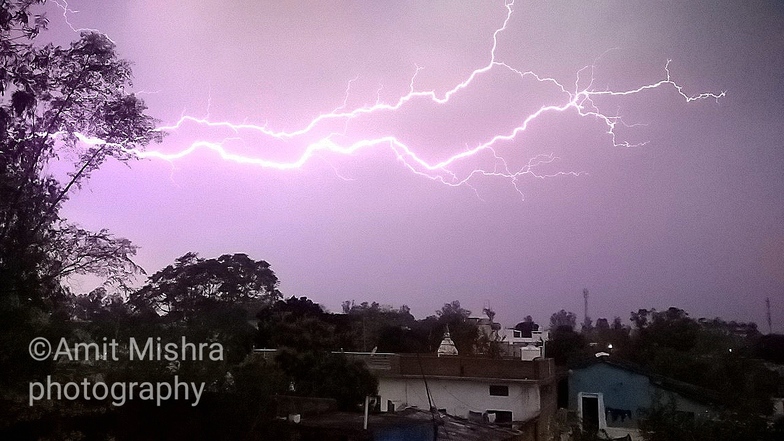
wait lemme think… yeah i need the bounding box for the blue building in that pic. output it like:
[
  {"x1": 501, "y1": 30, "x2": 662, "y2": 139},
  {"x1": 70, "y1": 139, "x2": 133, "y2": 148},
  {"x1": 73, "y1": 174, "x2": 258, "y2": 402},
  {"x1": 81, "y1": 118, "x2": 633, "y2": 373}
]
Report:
[{"x1": 569, "y1": 357, "x2": 718, "y2": 439}]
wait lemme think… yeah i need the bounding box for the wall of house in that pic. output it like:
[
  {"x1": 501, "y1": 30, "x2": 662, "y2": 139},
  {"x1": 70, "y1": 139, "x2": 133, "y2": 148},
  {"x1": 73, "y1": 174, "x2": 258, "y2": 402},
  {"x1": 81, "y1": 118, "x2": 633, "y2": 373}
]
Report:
[
  {"x1": 570, "y1": 363, "x2": 648, "y2": 426},
  {"x1": 537, "y1": 379, "x2": 558, "y2": 441},
  {"x1": 378, "y1": 377, "x2": 541, "y2": 423}
]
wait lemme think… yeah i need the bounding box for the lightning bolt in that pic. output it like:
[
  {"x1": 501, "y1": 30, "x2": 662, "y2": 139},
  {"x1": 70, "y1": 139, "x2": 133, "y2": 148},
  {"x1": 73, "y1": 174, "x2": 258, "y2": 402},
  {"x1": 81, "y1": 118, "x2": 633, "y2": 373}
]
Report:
[
  {"x1": 57, "y1": 0, "x2": 725, "y2": 199},
  {"x1": 51, "y1": 0, "x2": 111, "y2": 41}
]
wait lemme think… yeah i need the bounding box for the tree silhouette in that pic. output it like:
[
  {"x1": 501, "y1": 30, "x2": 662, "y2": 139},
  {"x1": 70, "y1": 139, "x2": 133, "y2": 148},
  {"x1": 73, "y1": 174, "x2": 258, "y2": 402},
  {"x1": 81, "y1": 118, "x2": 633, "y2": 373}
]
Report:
[
  {"x1": 549, "y1": 309, "x2": 577, "y2": 331},
  {"x1": 515, "y1": 315, "x2": 540, "y2": 338},
  {"x1": 433, "y1": 300, "x2": 478, "y2": 355},
  {"x1": 1, "y1": 0, "x2": 162, "y2": 307},
  {"x1": 131, "y1": 253, "x2": 281, "y2": 320}
]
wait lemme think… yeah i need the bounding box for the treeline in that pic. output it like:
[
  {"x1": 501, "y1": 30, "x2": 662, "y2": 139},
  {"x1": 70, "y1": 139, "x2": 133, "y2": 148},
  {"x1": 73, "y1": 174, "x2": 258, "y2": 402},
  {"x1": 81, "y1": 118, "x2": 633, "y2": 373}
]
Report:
[
  {"x1": 0, "y1": 246, "x2": 495, "y2": 439},
  {"x1": 3, "y1": 244, "x2": 784, "y2": 439}
]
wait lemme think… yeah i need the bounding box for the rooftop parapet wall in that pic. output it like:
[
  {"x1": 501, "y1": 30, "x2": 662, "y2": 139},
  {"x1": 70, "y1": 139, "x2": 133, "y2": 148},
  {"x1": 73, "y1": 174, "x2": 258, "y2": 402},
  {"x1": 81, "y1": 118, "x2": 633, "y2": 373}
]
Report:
[
  {"x1": 343, "y1": 352, "x2": 554, "y2": 383},
  {"x1": 397, "y1": 356, "x2": 553, "y2": 382},
  {"x1": 255, "y1": 349, "x2": 555, "y2": 383}
]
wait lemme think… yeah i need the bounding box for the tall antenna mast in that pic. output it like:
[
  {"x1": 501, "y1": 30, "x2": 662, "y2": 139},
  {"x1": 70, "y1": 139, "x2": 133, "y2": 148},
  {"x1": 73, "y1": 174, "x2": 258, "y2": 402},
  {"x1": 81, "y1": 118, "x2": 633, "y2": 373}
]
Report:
[
  {"x1": 766, "y1": 297, "x2": 772, "y2": 334},
  {"x1": 583, "y1": 288, "x2": 589, "y2": 325}
]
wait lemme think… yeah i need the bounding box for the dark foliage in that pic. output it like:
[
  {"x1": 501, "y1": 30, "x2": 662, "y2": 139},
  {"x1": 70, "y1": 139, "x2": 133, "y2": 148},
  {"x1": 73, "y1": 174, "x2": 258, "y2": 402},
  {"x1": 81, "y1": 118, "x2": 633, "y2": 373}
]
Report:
[
  {"x1": 275, "y1": 350, "x2": 378, "y2": 411},
  {"x1": 432, "y1": 300, "x2": 479, "y2": 355},
  {"x1": 130, "y1": 252, "x2": 281, "y2": 320},
  {"x1": 514, "y1": 315, "x2": 539, "y2": 338},
  {"x1": 754, "y1": 334, "x2": 784, "y2": 364},
  {"x1": 1, "y1": 0, "x2": 161, "y2": 309},
  {"x1": 550, "y1": 309, "x2": 577, "y2": 331},
  {"x1": 256, "y1": 296, "x2": 341, "y2": 351},
  {"x1": 546, "y1": 325, "x2": 589, "y2": 365},
  {"x1": 639, "y1": 399, "x2": 784, "y2": 441}
]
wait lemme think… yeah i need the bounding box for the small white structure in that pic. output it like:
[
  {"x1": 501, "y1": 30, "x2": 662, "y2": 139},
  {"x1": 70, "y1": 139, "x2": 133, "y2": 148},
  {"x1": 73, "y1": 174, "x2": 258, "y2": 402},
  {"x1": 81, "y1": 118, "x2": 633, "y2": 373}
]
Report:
[
  {"x1": 437, "y1": 328, "x2": 459, "y2": 357},
  {"x1": 501, "y1": 328, "x2": 549, "y2": 360},
  {"x1": 521, "y1": 344, "x2": 542, "y2": 361}
]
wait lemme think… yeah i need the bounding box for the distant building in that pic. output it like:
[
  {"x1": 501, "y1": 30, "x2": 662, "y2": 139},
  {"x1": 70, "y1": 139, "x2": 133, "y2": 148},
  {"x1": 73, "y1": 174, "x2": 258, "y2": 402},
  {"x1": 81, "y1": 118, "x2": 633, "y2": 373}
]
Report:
[
  {"x1": 500, "y1": 328, "x2": 549, "y2": 361},
  {"x1": 569, "y1": 357, "x2": 718, "y2": 440},
  {"x1": 471, "y1": 316, "x2": 549, "y2": 360},
  {"x1": 255, "y1": 323, "x2": 556, "y2": 440}
]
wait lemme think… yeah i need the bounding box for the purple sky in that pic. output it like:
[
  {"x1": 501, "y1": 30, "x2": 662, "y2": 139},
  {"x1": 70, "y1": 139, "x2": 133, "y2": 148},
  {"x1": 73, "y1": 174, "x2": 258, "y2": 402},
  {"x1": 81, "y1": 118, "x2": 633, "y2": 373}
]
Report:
[{"x1": 45, "y1": 1, "x2": 784, "y2": 330}]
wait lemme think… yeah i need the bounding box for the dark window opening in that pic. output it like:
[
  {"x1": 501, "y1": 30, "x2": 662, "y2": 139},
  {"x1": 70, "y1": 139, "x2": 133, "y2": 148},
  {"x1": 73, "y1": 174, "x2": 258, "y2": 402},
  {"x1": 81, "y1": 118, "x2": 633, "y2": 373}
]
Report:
[
  {"x1": 486, "y1": 410, "x2": 513, "y2": 423},
  {"x1": 582, "y1": 396, "x2": 600, "y2": 431},
  {"x1": 489, "y1": 385, "x2": 509, "y2": 396},
  {"x1": 557, "y1": 378, "x2": 569, "y2": 408}
]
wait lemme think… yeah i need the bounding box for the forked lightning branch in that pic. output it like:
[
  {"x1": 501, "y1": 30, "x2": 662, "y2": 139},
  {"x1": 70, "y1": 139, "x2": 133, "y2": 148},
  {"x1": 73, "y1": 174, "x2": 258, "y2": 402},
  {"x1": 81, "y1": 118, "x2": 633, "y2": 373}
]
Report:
[{"x1": 62, "y1": 0, "x2": 723, "y2": 197}]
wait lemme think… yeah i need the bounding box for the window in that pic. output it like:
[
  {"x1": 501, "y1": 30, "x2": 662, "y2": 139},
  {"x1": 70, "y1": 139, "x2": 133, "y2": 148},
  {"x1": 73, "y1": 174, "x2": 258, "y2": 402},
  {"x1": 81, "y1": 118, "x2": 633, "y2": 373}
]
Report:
[
  {"x1": 486, "y1": 410, "x2": 513, "y2": 423},
  {"x1": 489, "y1": 385, "x2": 509, "y2": 396}
]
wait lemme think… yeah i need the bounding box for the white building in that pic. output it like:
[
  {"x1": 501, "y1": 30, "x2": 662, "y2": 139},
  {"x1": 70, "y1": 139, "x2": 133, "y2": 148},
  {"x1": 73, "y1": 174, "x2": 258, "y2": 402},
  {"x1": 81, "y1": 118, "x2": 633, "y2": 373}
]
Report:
[
  {"x1": 348, "y1": 352, "x2": 557, "y2": 441},
  {"x1": 500, "y1": 328, "x2": 550, "y2": 361},
  {"x1": 471, "y1": 317, "x2": 550, "y2": 360}
]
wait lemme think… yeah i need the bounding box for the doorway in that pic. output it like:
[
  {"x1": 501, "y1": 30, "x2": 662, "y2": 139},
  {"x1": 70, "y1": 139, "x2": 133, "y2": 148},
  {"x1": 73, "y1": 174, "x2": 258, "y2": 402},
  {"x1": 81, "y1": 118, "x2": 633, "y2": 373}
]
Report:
[{"x1": 581, "y1": 395, "x2": 599, "y2": 430}]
